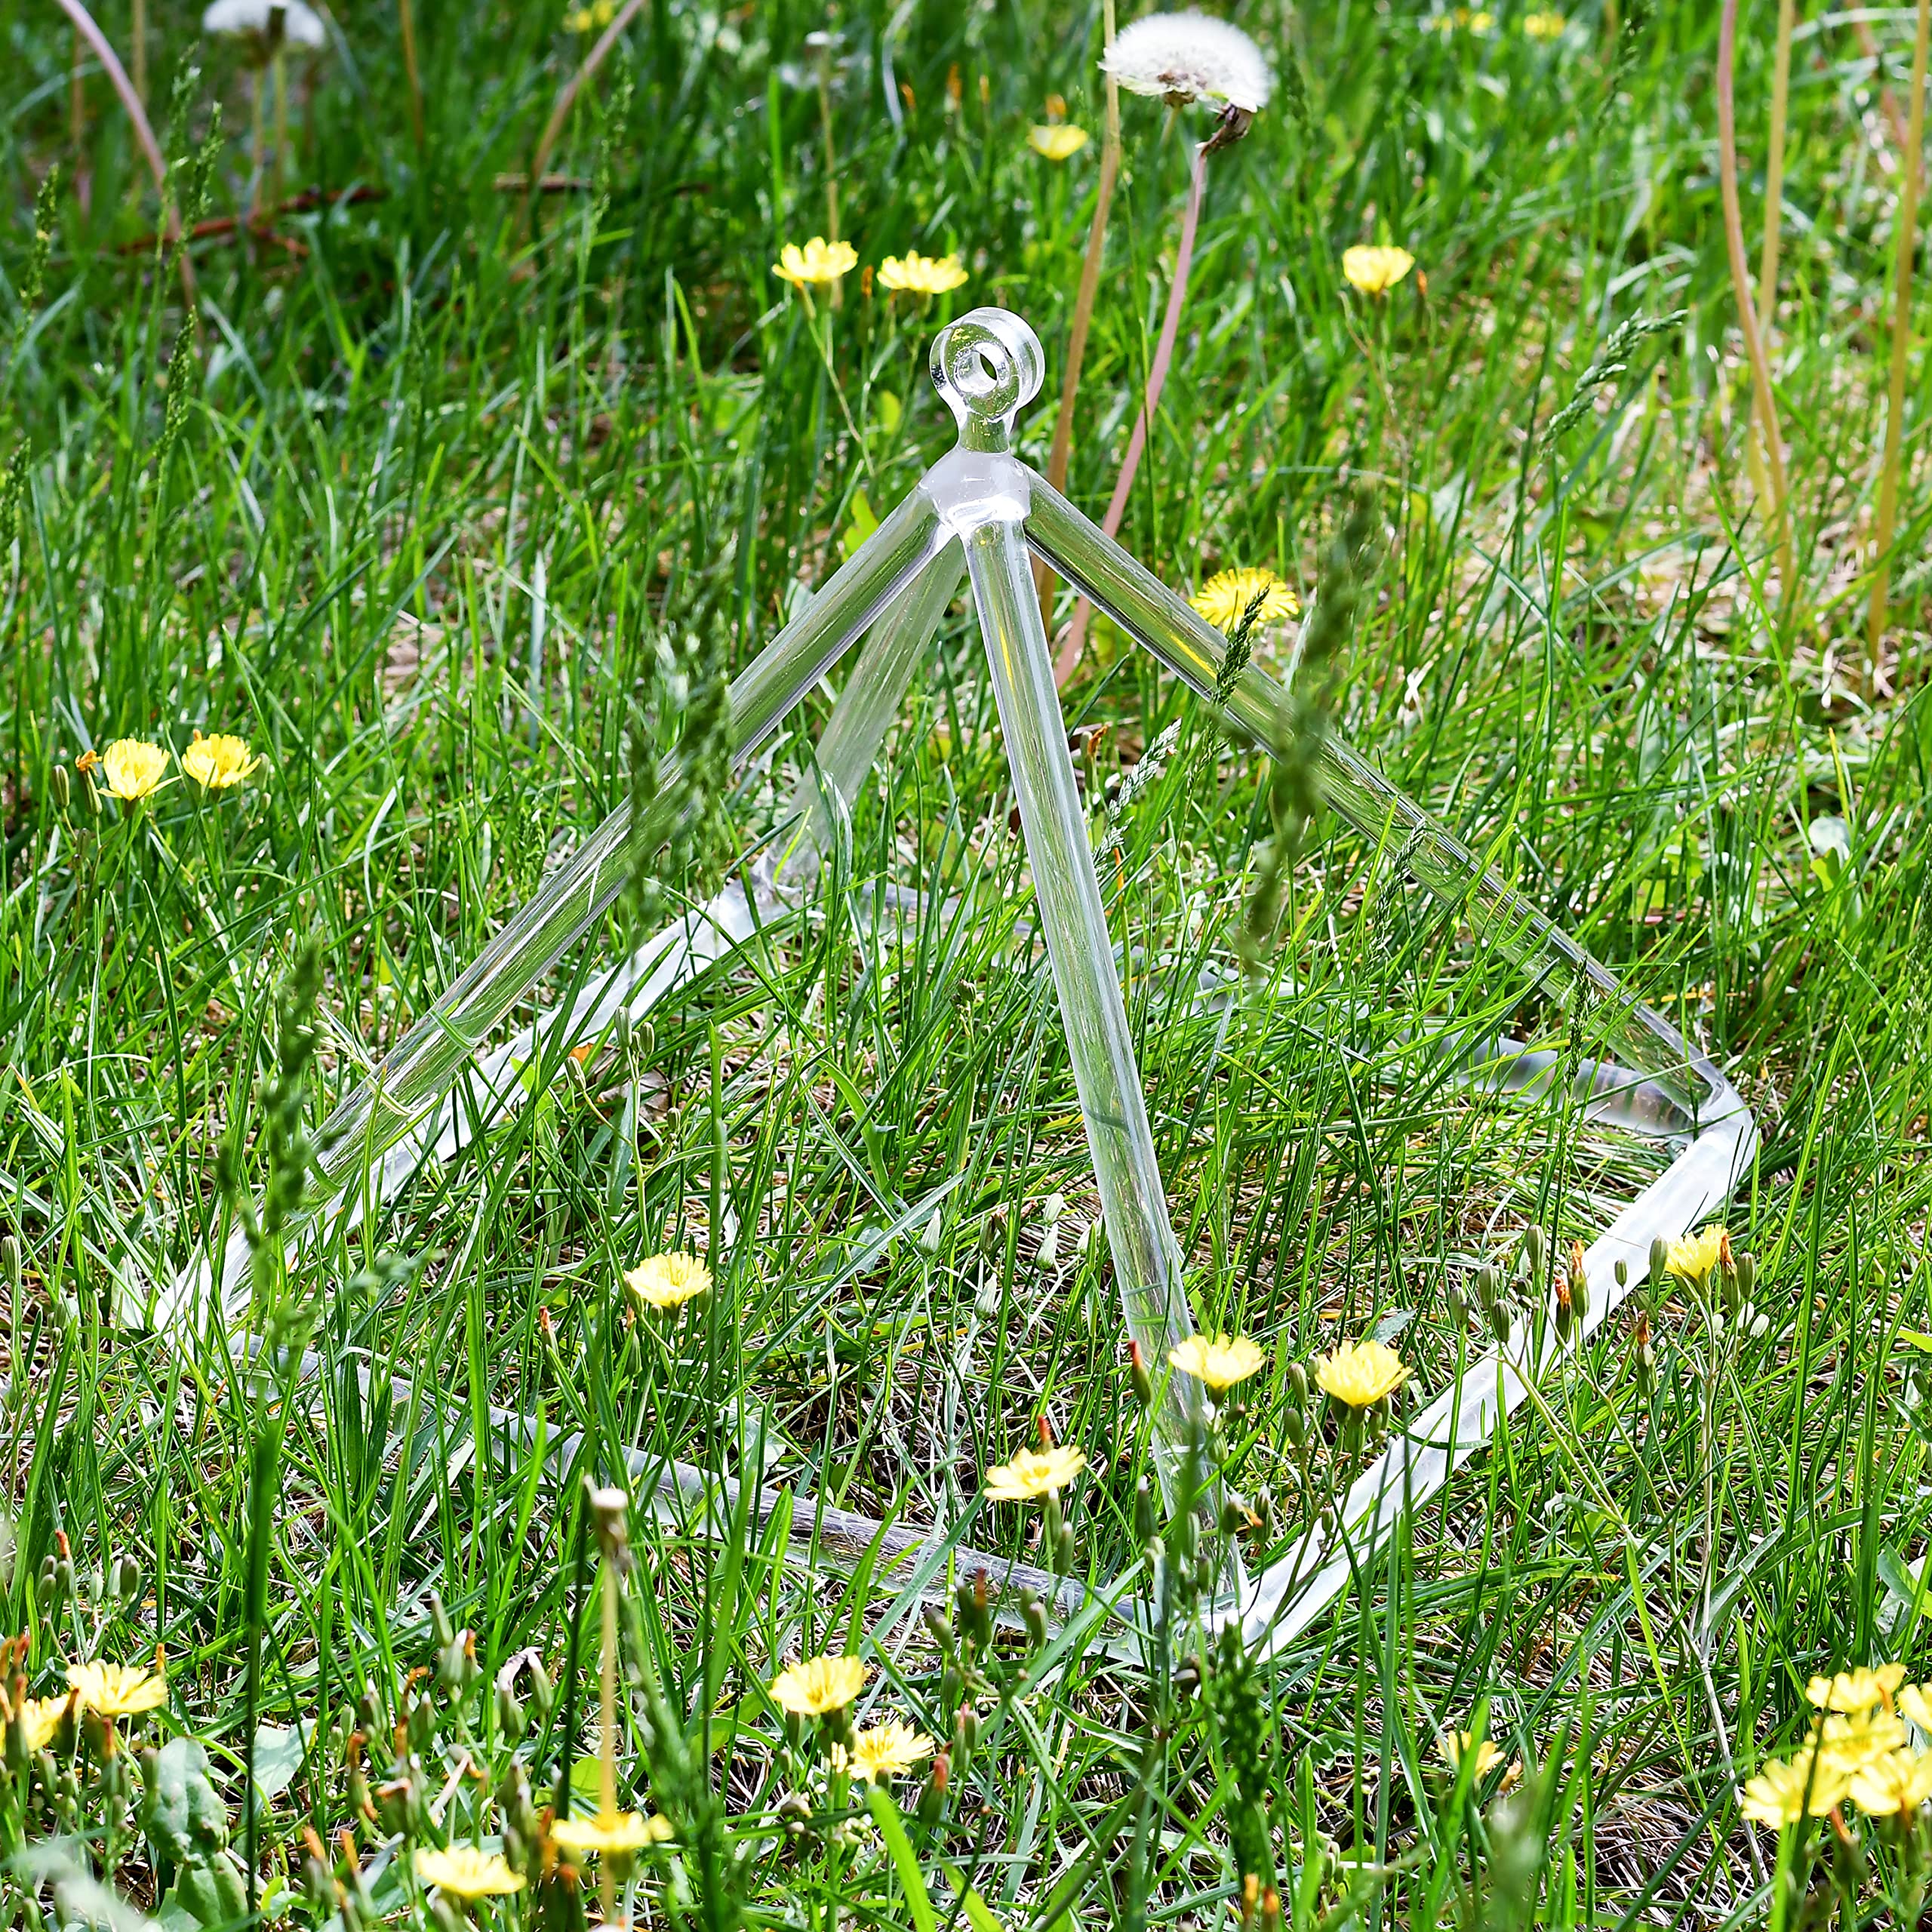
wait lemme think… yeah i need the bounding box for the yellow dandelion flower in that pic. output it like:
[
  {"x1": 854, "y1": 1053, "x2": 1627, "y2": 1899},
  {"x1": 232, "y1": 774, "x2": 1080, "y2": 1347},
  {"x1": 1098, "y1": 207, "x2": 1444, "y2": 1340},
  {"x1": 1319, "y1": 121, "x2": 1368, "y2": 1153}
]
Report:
[
  {"x1": 1666, "y1": 1226, "x2": 1725, "y2": 1286},
  {"x1": 1314, "y1": 1337, "x2": 1409, "y2": 1408},
  {"x1": 841, "y1": 1719, "x2": 934, "y2": 1782},
  {"x1": 100, "y1": 739, "x2": 171, "y2": 802},
  {"x1": 1807, "y1": 1664, "x2": 1906, "y2": 1714},
  {"x1": 623, "y1": 1251, "x2": 711, "y2": 1311},
  {"x1": 1342, "y1": 245, "x2": 1416, "y2": 297},
  {"x1": 1027, "y1": 125, "x2": 1090, "y2": 160},
  {"x1": 1900, "y1": 1684, "x2": 1932, "y2": 1732},
  {"x1": 983, "y1": 1443, "x2": 1088, "y2": 1501},
  {"x1": 769, "y1": 1654, "x2": 869, "y2": 1716},
  {"x1": 1190, "y1": 567, "x2": 1299, "y2": 635},
  {"x1": 877, "y1": 251, "x2": 968, "y2": 296},
  {"x1": 774, "y1": 237, "x2": 858, "y2": 288},
  {"x1": 414, "y1": 1847, "x2": 526, "y2": 1897},
  {"x1": 1168, "y1": 1333, "x2": 1267, "y2": 1392},
  {"x1": 1818, "y1": 1709, "x2": 1907, "y2": 1774},
  {"x1": 180, "y1": 731, "x2": 263, "y2": 792},
  {"x1": 1522, "y1": 11, "x2": 1566, "y2": 37},
  {"x1": 1437, "y1": 1730, "x2": 1503, "y2": 1777},
  {"x1": 1459, "y1": 8, "x2": 1495, "y2": 27},
  {"x1": 1740, "y1": 1752, "x2": 1851, "y2": 1825},
  {"x1": 1850, "y1": 1748, "x2": 1932, "y2": 1817},
  {"x1": 549, "y1": 1810, "x2": 670, "y2": 1855},
  {"x1": 66, "y1": 1661, "x2": 168, "y2": 1719},
  {"x1": 9, "y1": 1694, "x2": 73, "y2": 1754}
]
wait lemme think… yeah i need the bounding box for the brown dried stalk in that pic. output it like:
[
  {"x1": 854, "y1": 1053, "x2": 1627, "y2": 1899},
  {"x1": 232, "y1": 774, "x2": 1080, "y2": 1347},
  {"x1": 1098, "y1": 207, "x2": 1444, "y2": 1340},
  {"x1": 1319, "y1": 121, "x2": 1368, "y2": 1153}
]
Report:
[
  {"x1": 523, "y1": 0, "x2": 648, "y2": 237},
  {"x1": 1867, "y1": 0, "x2": 1931, "y2": 672},
  {"x1": 1716, "y1": 0, "x2": 1794, "y2": 596},
  {"x1": 1034, "y1": 0, "x2": 1121, "y2": 643}
]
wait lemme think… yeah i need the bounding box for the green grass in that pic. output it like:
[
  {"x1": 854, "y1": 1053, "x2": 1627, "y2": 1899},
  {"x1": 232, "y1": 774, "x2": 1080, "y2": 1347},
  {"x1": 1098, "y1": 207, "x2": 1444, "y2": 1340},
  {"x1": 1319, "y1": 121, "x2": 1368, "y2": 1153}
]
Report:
[{"x1": 2, "y1": 0, "x2": 1931, "y2": 1926}]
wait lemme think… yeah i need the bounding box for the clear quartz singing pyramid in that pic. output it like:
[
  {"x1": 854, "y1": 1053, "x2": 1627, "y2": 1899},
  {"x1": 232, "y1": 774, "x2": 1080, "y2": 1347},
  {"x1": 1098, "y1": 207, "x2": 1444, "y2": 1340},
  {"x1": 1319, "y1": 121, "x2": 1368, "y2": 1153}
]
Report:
[{"x1": 165, "y1": 309, "x2": 1755, "y2": 1655}]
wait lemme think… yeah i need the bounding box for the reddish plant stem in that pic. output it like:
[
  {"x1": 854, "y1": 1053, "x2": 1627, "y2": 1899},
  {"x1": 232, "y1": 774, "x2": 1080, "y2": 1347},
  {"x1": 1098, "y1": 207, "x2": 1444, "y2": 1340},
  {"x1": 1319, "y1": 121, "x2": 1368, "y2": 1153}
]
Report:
[
  {"x1": 1034, "y1": 0, "x2": 1122, "y2": 635},
  {"x1": 1056, "y1": 139, "x2": 1209, "y2": 685},
  {"x1": 1866, "y1": 0, "x2": 1931, "y2": 672}
]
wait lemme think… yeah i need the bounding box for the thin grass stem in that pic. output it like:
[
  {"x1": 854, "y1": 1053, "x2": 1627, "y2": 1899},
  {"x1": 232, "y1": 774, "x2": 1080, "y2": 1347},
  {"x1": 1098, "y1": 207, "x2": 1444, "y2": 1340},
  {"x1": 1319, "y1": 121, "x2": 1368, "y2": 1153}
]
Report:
[
  {"x1": 1866, "y1": 0, "x2": 1930, "y2": 677},
  {"x1": 398, "y1": 0, "x2": 426, "y2": 150},
  {"x1": 1038, "y1": 0, "x2": 1120, "y2": 654},
  {"x1": 1716, "y1": 0, "x2": 1795, "y2": 601},
  {"x1": 524, "y1": 0, "x2": 648, "y2": 238}
]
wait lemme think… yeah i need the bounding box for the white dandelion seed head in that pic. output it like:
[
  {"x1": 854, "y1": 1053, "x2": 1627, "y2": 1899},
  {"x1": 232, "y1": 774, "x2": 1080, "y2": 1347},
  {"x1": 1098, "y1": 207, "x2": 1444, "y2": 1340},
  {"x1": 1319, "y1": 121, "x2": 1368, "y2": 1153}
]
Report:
[
  {"x1": 202, "y1": 0, "x2": 327, "y2": 51},
  {"x1": 1103, "y1": 12, "x2": 1272, "y2": 114}
]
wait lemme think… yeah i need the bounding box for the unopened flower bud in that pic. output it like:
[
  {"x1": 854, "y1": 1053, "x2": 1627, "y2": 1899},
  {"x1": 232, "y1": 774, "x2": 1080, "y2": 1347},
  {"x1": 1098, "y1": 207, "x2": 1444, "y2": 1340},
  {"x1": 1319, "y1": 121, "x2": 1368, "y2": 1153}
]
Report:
[
  {"x1": 1521, "y1": 1226, "x2": 1547, "y2": 1278},
  {"x1": 1025, "y1": 1595, "x2": 1048, "y2": 1650},
  {"x1": 109, "y1": 1553, "x2": 142, "y2": 1604},
  {"x1": 1128, "y1": 1340, "x2": 1154, "y2": 1410},
  {"x1": 917, "y1": 1751, "x2": 949, "y2": 1827},
  {"x1": 51, "y1": 764, "x2": 71, "y2": 814},
  {"x1": 919, "y1": 1208, "x2": 944, "y2": 1255},
  {"x1": 495, "y1": 1681, "x2": 525, "y2": 1743},
  {"x1": 587, "y1": 1484, "x2": 630, "y2": 1558},
  {"x1": 921, "y1": 1603, "x2": 954, "y2": 1653},
  {"x1": 1134, "y1": 1477, "x2": 1156, "y2": 1543},
  {"x1": 429, "y1": 1589, "x2": 455, "y2": 1651},
  {"x1": 527, "y1": 1657, "x2": 554, "y2": 1721},
  {"x1": 1287, "y1": 1361, "x2": 1309, "y2": 1407},
  {"x1": 374, "y1": 1776, "x2": 414, "y2": 1835},
  {"x1": 1648, "y1": 1235, "x2": 1670, "y2": 1284},
  {"x1": 1055, "y1": 1522, "x2": 1076, "y2": 1577},
  {"x1": 1734, "y1": 1252, "x2": 1757, "y2": 1301}
]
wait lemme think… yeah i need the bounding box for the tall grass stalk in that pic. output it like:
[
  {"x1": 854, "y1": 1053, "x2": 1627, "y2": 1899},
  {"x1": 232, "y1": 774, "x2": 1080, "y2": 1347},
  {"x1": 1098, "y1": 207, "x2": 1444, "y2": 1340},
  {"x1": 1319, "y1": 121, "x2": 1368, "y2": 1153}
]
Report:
[
  {"x1": 525, "y1": 0, "x2": 648, "y2": 235},
  {"x1": 1746, "y1": 0, "x2": 1793, "y2": 513},
  {"x1": 1037, "y1": 0, "x2": 1121, "y2": 648},
  {"x1": 398, "y1": 0, "x2": 426, "y2": 150},
  {"x1": 1716, "y1": 0, "x2": 1795, "y2": 599},
  {"x1": 1866, "y1": 0, "x2": 1930, "y2": 676}
]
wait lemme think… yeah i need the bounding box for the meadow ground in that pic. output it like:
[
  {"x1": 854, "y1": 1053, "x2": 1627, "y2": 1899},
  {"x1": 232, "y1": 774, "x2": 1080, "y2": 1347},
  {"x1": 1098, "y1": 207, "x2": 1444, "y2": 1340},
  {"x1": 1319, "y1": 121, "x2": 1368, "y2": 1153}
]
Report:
[{"x1": 2, "y1": 0, "x2": 1930, "y2": 1926}]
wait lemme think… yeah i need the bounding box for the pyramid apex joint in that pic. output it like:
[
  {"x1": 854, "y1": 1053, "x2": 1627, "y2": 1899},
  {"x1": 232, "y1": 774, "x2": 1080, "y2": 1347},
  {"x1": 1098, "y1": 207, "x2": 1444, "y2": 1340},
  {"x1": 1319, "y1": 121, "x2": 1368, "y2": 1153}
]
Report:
[{"x1": 931, "y1": 309, "x2": 1044, "y2": 453}]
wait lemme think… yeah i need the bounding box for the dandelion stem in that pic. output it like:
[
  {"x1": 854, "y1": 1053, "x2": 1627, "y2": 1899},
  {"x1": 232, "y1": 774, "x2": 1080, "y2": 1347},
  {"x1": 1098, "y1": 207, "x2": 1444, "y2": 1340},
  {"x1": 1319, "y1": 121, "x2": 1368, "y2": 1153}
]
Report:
[
  {"x1": 1036, "y1": 0, "x2": 1121, "y2": 645},
  {"x1": 1715, "y1": 0, "x2": 1795, "y2": 601},
  {"x1": 1866, "y1": 0, "x2": 1930, "y2": 678},
  {"x1": 1057, "y1": 137, "x2": 1211, "y2": 682},
  {"x1": 598, "y1": 1548, "x2": 619, "y2": 1921},
  {"x1": 48, "y1": 0, "x2": 192, "y2": 301}
]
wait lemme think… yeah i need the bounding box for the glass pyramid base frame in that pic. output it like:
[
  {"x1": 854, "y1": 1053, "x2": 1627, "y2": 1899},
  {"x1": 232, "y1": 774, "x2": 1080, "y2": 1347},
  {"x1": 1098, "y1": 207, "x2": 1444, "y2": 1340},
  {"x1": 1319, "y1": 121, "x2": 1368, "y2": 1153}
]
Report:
[{"x1": 161, "y1": 310, "x2": 1755, "y2": 1657}]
